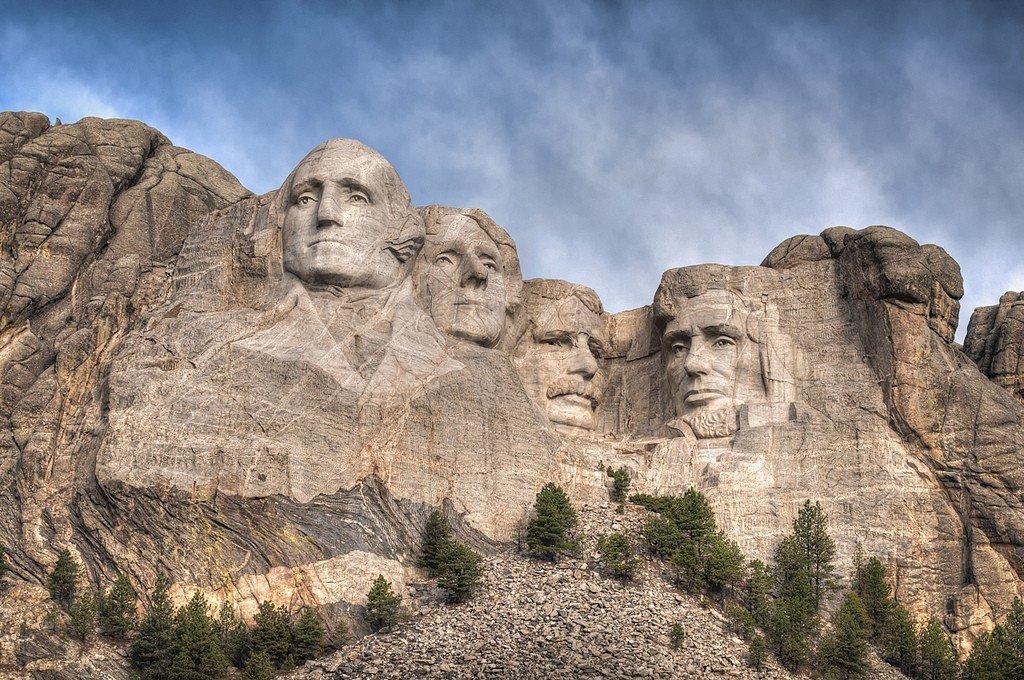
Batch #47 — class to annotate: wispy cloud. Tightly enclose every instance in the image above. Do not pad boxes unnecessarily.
[2,0,1022,339]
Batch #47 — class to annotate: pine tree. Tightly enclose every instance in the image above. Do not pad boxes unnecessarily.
[744,559,773,626]
[291,606,326,662]
[749,634,767,669]
[791,500,838,611]
[765,591,817,671]
[99,574,138,640]
[250,600,291,667]
[68,591,97,642]
[597,532,638,580]
[526,483,577,561]
[365,575,402,631]
[212,601,249,668]
[962,597,1024,680]
[130,574,177,679]
[169,591,229,680]
[607,466,631,502]
[703,534,745,596]
[917,620,961,680]
[47,549,79,609]
[669,622,685,649]
[242,650,275,680]
[419,509,453,576]
[436,539,485,602]
[852,556,891,637]
[879,601,918,676]
[816,591,872,679]
[640,516,683,557]
[0,545,7,580]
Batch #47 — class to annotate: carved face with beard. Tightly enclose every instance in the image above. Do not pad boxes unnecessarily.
[662,289,763,439]
[513,281,606,435]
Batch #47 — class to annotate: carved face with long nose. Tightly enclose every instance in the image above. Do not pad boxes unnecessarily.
[662,289,757,437]
[281,139,420,290]
[514,281,605,435]
[425,214,507,346]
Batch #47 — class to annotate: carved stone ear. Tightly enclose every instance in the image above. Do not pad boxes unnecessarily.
[386,236,423,263]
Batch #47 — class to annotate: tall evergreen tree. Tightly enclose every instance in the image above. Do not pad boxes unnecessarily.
[607,466,631,502]
[47,549,79,609]
[365,575,402,631]
[291,606,326,662]
[963,597,1024,680]
[436,539,485,601]
[765,593,817,671]
[212,601,249,668]
[703,534,745,597]
[526,483,578,561]
[99,574,138,640]
[879,601,918,676]
[744,559,773,626]
[917,620,961,680]
[250,601,292,667]
[169,591,229,680]
[816,591,872,679]
[852,556,891,637]
[419,509,453,576]
[130,574,177,679]
[68,591,97,642]
[791,500,838,611]
[242,649,275,680]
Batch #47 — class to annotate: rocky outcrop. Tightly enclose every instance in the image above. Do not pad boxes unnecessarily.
[1,113,1023,671]
[964,291,1024,403]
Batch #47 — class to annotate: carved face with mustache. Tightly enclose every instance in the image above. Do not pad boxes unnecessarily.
[513,281,605,435]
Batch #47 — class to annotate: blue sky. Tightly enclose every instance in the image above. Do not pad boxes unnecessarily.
[3,1,1023,338]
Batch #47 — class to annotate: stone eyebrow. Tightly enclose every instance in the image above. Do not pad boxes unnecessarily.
[703,322,743,339]
[289,178,321,201]
[336,177,375,201]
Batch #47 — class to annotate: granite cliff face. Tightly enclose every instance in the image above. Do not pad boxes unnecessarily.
[1,113,1022,658]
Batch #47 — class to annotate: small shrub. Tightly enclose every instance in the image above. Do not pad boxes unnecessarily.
[365,575,402,631]
[242,649,275,680]
[526,483,577,562]
[669,622,685,649]
[726,604,756,640]
[597,532,639,580]
[607,466,631,502]
[69,591,97,642]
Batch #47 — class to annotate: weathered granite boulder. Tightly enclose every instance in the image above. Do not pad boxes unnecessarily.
[1,113,1023,665]
[965,291,1024,403]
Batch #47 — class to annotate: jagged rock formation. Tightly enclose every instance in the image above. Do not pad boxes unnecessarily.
[964,291,1024,403]
[1,112,1023,670]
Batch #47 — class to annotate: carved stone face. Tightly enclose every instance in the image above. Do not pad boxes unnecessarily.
[282,140,407,289]
[515,291,604,434]
[425,214,507,346]
[663,289,759,437]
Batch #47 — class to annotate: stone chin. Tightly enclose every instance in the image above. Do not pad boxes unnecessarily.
[546,393,597,433]
[681,403,739,439]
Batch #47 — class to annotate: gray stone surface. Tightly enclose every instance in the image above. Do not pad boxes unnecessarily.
[1,114,1023,673]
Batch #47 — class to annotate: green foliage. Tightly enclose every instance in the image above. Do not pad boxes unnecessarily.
[597,532,638,580]
[791,500,838,611]
[323,619,351,653]
[749,634,767,669]
[168,591,229,680]
[640,516,682,558]
[917,620,961,680]
[669,622,685,649]
[68,591,97,642]
[419,509,453,576]
[765,591,817,671]
[704,534,745,596]
[242,650,275,680]
[251,601,291,667]
[744,559,773,626]
[130,574,177,679]
[879,601,918,676]
[436,539,485,602]
[726,604,756,640]
[99,574,138,640]
[607,466,631,502]
[816,591,872,680]
[47,549,79,609]
[962,597,1024,680]
[0,545,6,580]
[292,606,326,663]
[852,556,891,638]
[365,574,402,631]
[526,483,578,561]
[629,493,677,515]
[212,601,249,668]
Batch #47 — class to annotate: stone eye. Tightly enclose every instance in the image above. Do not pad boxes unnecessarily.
[483,261,498,272]
[298,194,317,206]
[349,193,368,203]
[435,254,454,265]
[712,337,735,349]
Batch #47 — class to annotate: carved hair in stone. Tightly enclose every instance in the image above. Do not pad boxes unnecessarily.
[512,280,607,435]
[277,138,424,291]
[654,268,792,439]
[416,206,523,348]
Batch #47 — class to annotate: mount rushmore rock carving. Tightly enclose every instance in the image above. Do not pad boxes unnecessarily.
[1,113,1023,655]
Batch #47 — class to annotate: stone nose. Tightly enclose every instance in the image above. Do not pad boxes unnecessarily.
[682,340,712,377]
[567,335,598,379]
[460,254,489,290]
[316,186,349,230]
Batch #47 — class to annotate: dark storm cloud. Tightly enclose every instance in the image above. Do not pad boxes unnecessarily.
[3,1,1023,337]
